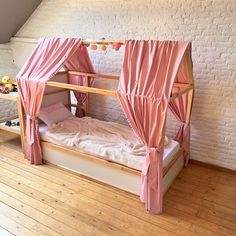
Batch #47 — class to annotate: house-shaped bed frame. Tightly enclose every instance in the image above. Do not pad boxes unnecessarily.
[17,38,194,214]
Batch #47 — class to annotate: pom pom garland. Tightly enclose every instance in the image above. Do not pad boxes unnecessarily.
[82,39,123,52]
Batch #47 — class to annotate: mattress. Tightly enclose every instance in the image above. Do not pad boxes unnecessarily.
[39,116,180,171]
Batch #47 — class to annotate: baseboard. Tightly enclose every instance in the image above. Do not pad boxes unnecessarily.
[189,159,236,174]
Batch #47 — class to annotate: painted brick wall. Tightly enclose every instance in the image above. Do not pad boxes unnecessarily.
[0,45,19,122]
[9,0,236,169]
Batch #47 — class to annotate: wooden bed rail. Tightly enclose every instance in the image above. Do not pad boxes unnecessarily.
[68,71,119,80]
[46,81,117,96]
[47,76,193,101]
[67,70,192,89]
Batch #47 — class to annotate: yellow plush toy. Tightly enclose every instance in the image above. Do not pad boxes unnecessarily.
[2,76,14,92]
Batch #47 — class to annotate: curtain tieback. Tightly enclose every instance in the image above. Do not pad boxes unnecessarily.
[26,114,37,144]
[142,146,163,190]
[142,146,161,176]
[26,114,36,121]
[146,146,161,153]
[180,121,188,126]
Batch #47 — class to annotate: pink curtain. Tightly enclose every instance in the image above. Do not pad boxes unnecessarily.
[65,48,95,117]
[17,38,87,164]
[117,40,190,214]
[169,44,193,166]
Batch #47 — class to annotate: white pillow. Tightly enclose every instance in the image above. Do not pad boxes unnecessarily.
[39,102,73,127]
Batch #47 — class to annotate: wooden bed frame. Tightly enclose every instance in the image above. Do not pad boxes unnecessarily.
[41,141,184,195]
[18,39,194,196]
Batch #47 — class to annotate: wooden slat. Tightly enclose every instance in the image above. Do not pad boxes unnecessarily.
[68,70,120,80]
[67,72,193,86]
[46,81,117,96]
[0,115,18,123]
[0,125,20,135]
[0,92,18,101]
[44,88,67,96]
[55,70,68,76]
[173,82,191,88]
[46,80,191,101]
[169,86,193,101]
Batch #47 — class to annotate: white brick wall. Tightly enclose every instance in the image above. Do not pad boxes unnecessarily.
[0,44,19,122]
[7,0,236,170]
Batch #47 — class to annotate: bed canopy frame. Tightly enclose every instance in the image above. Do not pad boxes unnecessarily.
[17,38,194,214]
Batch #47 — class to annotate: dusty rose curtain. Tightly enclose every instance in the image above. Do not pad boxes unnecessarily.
[117,40,190,214]
[169,44,193,165]
[65,48,95,117]
[17,38,86,164]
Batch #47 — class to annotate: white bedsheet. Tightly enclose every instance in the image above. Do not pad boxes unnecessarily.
[39,116,180,170]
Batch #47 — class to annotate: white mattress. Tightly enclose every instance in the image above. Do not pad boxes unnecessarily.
[39,116,180,171]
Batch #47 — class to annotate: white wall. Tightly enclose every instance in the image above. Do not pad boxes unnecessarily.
[0,44,19,122]
[5,0,236,170]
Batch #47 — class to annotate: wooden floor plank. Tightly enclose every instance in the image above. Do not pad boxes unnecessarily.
[0,213,36,236]
[0,164,173,236]
[0,226,15,236]
[0,152,198,235]
[0,175,124,236]
[0,130,236,236]
[0,202,60,236]
[0,146,138,201]
[0,154,204,236]
[0,186,100,236]
[2,143,235,234]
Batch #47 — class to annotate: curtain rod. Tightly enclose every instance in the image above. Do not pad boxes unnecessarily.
[11,36,124,45]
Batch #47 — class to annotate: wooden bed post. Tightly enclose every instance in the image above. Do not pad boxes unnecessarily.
[67,75,72,112]
[17,89,25,153]
[84,76,90,115]
[63,68,72,112]
[185,88,194,124]
[185,51,194,125]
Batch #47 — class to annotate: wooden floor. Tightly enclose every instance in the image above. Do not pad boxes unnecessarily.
[0,131,236,236]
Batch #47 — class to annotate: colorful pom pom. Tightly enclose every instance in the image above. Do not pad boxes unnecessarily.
[101,44,107,51]
[116,42,122,49]
[80,46,87,52]
[110,43,116,49]
[90,44,98,50]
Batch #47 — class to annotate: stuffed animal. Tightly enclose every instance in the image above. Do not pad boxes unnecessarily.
[2,76,14,92]
[0,82,9,94]
[12,81,17,92]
